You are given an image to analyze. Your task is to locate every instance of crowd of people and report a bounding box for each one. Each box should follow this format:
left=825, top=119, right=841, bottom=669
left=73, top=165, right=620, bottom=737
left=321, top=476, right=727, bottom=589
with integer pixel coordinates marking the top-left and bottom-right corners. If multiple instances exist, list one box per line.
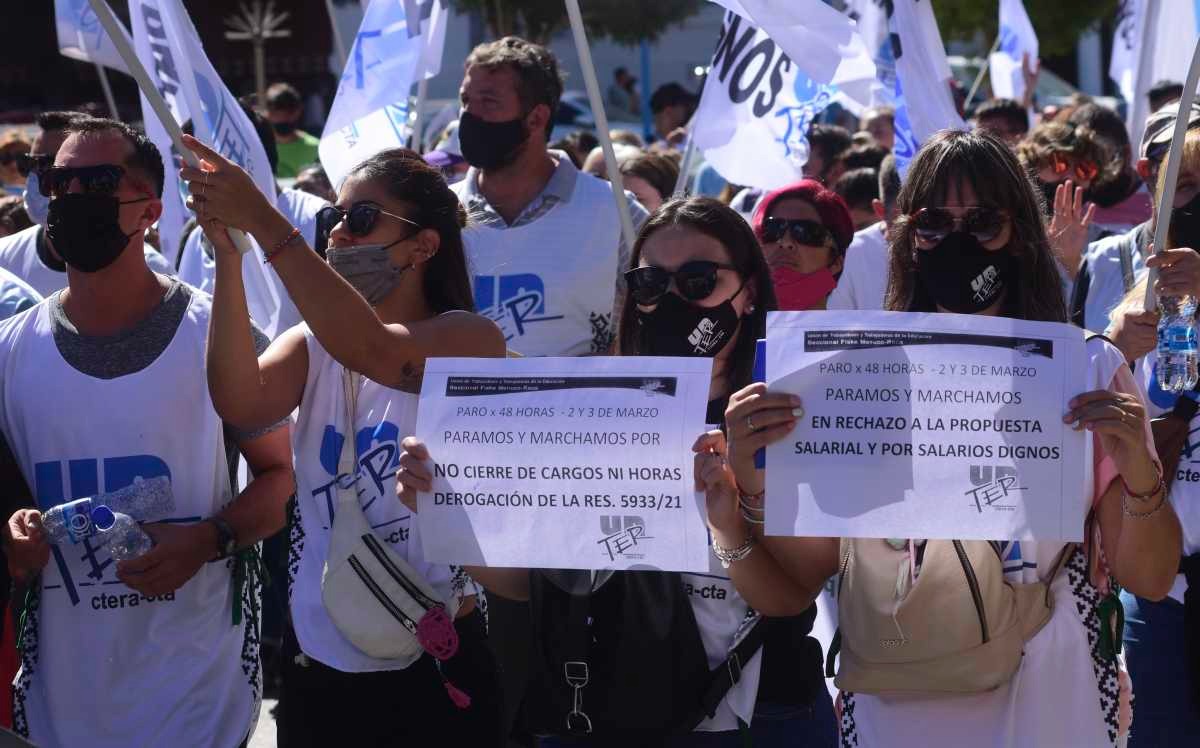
left=0, top=30, right=1195, bottom=748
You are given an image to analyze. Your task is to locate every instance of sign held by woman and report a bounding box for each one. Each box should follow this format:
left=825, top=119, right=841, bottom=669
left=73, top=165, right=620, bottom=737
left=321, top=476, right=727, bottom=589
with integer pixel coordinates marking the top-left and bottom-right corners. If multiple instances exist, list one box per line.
left=763, top=310, right=1089, bottom=542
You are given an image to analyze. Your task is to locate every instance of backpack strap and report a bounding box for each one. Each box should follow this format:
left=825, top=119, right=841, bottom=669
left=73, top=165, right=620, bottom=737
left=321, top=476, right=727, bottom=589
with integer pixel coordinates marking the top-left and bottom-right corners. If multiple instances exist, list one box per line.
left=683, top=616, right=768, bottom=729
left=562, top=578, right=594, bottom=734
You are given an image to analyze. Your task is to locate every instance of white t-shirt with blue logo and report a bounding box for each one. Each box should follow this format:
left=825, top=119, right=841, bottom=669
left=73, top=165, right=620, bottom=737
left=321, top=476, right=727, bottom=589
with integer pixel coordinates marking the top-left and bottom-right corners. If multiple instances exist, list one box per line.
left=288, top=326, right=468, bottom=672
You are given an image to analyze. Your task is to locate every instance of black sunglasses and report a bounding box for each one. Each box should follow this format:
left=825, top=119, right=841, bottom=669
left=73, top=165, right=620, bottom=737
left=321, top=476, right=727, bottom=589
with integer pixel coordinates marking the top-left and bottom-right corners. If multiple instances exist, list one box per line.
left=16, top=153, right=52, bottom=178
left=39, top=164, right=127, bottom=198
left=624, top=260, right=738, bottom=306
left=761, top=217, right=831, bottom=247
left=910, top=207, right=1007, bottom=245
left=316, top=202, right=420, bottom=240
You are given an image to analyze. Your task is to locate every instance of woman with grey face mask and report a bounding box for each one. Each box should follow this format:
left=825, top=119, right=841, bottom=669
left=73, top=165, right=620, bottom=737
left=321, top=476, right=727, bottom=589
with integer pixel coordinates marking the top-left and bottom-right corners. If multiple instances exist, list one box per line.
left=180, top=136, right=510, bottom=746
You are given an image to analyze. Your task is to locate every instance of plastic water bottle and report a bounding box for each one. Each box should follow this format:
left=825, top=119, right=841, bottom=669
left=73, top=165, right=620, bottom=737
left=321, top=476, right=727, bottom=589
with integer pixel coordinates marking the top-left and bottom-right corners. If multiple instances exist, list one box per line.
left=1158, top=294, right=1200, bottom=393
left=41, top=476, right=174, bottom=545
left=91, top=507, right=153, bottom=562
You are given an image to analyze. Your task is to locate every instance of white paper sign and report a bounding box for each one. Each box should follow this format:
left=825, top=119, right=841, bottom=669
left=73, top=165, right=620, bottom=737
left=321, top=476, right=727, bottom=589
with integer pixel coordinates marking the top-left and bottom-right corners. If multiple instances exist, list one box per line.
left=416, top=357, right=713, bottom=572
left=764, top=311, right=1089, bottom=542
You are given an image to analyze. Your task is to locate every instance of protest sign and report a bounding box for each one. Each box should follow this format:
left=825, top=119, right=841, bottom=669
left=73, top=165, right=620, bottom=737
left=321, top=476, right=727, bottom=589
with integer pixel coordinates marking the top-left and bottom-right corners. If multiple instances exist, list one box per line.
left=763, top=311, right=1089, bottom=542
left=415, top=356, right=712, bottom=572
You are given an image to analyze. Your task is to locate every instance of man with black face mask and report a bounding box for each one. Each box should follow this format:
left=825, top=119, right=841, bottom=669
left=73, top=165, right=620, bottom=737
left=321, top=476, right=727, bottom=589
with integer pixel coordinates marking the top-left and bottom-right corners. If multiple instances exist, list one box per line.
left=451, top=36, right=648, bottom=358
left=450, top=36, right=649, bottom=738
left=0, top=118, right=295, bottom=748
left=266, top=81, right=321, bottom=179
left=0, top=111, right=172, bottom=297
left=1084, top=101, right=1200, bottom=341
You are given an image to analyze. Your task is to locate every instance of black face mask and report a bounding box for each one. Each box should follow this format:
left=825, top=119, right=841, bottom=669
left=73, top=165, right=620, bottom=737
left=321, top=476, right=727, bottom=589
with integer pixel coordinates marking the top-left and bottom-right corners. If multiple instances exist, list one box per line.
left=1170, top=193, right=1200, bottom=248
left=916, top=231, right=1014, bottom=314
left=272, top=121, right=297, bottom=136
left=458, top=110, right=528, bottom=171
left=635, top=287, right=744, bottom=357
left=46, top=193, right=141, bottom=273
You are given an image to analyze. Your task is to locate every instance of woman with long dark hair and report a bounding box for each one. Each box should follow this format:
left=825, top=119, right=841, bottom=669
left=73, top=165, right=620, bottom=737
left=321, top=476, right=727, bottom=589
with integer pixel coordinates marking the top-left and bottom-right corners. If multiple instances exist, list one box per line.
left=724, top=130, right=1180, bottom=746
left=179, top=138, right=505, bottom=745
left=400, top=197, right=836, bottom=745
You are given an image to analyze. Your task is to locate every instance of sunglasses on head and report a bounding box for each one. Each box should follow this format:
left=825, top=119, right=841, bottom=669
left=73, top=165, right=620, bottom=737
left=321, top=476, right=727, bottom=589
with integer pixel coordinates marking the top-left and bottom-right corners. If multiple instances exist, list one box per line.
left=316, top=202, right=421, bottom=241
left=39, top=164, right=129, bottom=198
left=624, top=260, right=738, bottom=306
left=1050, top=153, right=1099, bottom=182
left=910, top=207, right=1007, bottom=245
left=761, top=217, right=832, bottom=247
left=16, top=153, right=52, bottom=178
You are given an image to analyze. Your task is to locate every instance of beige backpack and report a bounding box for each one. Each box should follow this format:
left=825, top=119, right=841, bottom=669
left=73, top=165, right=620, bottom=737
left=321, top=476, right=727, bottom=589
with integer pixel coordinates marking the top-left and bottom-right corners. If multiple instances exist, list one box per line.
left=832, top=538, right=1071, bottom=694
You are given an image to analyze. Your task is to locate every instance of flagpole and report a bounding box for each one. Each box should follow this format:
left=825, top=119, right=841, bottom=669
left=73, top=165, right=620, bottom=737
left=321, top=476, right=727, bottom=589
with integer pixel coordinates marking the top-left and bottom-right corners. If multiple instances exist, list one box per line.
left=965, top=34, right=1003, bottom=110
left=1142, top=36, right=1200, bottom=311
left=325, top=0, right=349, bottom=70
left=94, top=61, right=120, bottom=119
left=672, top=121, right=696, bottom=198
left=411, top=77, right=429, bottom=151
left=86, top=0, right=253, bottom=256
left=563, top=0, right=637, bottom=254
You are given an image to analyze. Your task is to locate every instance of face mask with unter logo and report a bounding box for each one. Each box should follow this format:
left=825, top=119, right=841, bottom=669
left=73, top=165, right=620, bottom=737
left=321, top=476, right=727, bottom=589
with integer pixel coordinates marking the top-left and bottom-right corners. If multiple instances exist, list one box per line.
left=915, top=231, right=1014, bottom=314
left=634, top=287, right=744, bottom=357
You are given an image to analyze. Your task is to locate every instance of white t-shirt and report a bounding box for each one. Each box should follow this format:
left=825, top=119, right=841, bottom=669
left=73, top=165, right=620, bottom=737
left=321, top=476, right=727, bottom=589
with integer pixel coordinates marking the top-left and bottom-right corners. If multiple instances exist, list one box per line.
left=288, top=327, right=469, bottom=672
left=0, top=292, right=256, bottom=748
left=681, top=555, right=763, bottom=731
left=841, top=337, right=1130, bottom=747
left=0, top=225, right=173, bottom=297
left=827, top=222, right=888, bottom=311
left=178, top=188, right=327, bottom=337
left=1134, top=355, right=1200, bottom=603
left=453, top=164, right=623, bottom=357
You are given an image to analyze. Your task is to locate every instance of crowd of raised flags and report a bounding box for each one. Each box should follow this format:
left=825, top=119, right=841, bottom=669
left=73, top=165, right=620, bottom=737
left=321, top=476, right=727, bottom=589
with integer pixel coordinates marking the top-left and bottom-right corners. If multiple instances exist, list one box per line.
left=2, top=0, right=1199, bottom=746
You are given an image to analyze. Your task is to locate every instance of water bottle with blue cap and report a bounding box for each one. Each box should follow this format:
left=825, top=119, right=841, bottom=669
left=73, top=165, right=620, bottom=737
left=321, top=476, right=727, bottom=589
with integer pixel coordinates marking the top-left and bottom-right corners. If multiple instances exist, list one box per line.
left=91, top=507, right=153, bottom=562
left=40, top=476, right=174, bottom=545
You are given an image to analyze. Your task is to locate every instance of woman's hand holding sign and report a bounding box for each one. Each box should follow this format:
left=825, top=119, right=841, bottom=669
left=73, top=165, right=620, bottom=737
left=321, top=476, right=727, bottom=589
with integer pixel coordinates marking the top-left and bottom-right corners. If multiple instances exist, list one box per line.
left=724, top=383, right=804, bottom=496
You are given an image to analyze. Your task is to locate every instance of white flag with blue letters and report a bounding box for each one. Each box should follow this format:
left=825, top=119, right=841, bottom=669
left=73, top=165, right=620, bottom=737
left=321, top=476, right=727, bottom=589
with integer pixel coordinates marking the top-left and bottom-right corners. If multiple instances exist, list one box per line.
left=987, top=0, right=1038, bottom=101
left=128, top=0, right=283, bottom=337
left=692, top=1, right=875, bottom=190
left=888, top=0, right=965, bottom=175
left=56, top=0, right=131, bottom=73
left=319, top=0, right=448, bottom=188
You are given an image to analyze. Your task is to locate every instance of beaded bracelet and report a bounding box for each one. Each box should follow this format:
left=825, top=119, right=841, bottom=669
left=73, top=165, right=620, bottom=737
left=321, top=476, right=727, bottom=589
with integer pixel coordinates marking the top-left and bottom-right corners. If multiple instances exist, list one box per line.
left=712, top=534, right=756, bottom=568
left=1122, top=489, right=1166, bottom=519
left=263, top=226, right=301, bottom=265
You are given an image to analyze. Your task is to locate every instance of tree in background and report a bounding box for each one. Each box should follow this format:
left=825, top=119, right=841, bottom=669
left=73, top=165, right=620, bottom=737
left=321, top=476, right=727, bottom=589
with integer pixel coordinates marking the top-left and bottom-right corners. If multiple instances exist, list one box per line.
left=931, top=0, right=1119, bottom=57
left=450, top=0, right=703, bottom=46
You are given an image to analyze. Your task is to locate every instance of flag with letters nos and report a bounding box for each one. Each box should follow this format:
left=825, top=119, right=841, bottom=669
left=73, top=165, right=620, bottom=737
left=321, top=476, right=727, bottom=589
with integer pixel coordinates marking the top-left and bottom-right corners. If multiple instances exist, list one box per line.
left=56, top=0, right=132, bottom=73
left=692, top=1, right=875, bottom=190
left=319, top=0, right=449, bottom=188
left=127, top=0, right=283, bottom=337
left=987, top=0, right=1038, bottom=101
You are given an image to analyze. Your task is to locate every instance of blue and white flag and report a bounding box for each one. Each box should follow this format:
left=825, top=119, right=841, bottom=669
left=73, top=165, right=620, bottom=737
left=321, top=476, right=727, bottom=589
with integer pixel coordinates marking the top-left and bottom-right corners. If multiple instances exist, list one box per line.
left=844, top=0, right=895, bottom=106
left=56, top=0, right=131, bottom=73
left=692, top=2, right=875, bottom=190
left=1111, top=0, right=1200, bottom=149
left=319, top=0, right=448, bottom=188
left=127, top=0, right=283, bottom=337
left=888, top=0, right=965, bottom=175
left=988, top=0, right=1038, bottom=101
